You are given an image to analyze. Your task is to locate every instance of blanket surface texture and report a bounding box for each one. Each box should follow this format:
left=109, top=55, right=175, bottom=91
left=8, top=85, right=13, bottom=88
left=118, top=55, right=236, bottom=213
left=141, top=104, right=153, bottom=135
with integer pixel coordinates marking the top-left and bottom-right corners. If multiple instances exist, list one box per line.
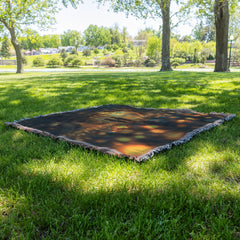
left=5, top=104, right=235, bottom=162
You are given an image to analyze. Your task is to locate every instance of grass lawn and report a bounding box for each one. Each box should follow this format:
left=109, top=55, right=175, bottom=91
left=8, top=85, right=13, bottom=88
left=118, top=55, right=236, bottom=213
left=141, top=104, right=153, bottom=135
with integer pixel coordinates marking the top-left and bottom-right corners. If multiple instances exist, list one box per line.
left=0, top=71, right=239, bottom=239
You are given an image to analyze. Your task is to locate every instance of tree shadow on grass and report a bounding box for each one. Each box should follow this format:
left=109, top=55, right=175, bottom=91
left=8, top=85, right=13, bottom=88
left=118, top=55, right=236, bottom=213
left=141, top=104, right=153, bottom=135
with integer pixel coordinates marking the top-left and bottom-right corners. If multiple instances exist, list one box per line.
left=0, top=137, right=240, bottom=239
left=0, top=71, right=213, bottom=120
left=1, top=125, right=239, bottom=239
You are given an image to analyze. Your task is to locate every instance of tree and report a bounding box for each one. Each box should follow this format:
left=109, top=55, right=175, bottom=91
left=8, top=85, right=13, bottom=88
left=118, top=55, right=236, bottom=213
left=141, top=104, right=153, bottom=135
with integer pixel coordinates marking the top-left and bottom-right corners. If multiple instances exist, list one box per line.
left=109, top=24, right=121, bottom=45
left=121, top=27, right=129, bottom=44
left=20, top=29, right=42, bottom=51
left=96, top=0, right=177, bottom=71
left=0, top=0, right=60, bottom=73
left=40, top=34, right=61, bottom=48
left=61, top=30, right=83, bottom=49
left=134, top=28, right=154, bottom=44
left=60, top=49, right=68, bottom=60
left=193, top=21, right=215, bottom=42
left=188, top=0, right=239, bottom=72
left=214, top=0, right=229, bottom=71
left=84, top=25, right=111, bottom=47
left=1, top=36, right=11, bottom=59
left=0, top=0, right=82, bottom=73
left=146, top=36, right=162, bottom=63
left=180, top=35, right=193, bottom=42
left=159, top=0, right=172, bottom=71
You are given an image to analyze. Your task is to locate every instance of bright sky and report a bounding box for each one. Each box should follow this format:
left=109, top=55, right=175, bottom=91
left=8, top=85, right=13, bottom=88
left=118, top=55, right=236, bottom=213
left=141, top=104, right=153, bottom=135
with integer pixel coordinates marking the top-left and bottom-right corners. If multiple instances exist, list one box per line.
left=41, top=1, right=195, bottom=37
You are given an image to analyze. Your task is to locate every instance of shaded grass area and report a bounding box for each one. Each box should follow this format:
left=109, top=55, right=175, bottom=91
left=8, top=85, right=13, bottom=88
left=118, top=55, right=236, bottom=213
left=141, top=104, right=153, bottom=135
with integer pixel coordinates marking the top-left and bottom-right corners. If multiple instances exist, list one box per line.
left=0, top=71, right=239, bottom=239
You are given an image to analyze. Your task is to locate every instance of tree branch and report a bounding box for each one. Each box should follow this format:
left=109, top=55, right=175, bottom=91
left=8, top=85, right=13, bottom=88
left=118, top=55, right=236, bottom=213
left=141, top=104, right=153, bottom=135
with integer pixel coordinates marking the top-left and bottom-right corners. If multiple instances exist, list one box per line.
left=0, top=17, right=11, bottom=30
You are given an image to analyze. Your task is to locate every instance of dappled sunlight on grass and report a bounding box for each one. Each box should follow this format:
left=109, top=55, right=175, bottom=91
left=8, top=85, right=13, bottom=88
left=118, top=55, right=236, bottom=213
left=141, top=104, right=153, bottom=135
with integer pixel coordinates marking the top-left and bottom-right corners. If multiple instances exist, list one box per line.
left=0, top=71, right=239, bottom=239
left=0, top=189, right=30, bottom=238
left=0, top=193, right=12, bottom=222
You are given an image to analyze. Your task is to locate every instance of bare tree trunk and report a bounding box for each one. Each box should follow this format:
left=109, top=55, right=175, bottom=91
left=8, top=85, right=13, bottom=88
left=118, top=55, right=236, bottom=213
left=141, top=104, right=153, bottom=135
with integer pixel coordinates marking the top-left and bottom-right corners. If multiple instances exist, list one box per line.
left=160, top=0, right=172, bottom=71
left=9, top=27, right=24, bottom=73
left=214, top=0, right=229, bottom=72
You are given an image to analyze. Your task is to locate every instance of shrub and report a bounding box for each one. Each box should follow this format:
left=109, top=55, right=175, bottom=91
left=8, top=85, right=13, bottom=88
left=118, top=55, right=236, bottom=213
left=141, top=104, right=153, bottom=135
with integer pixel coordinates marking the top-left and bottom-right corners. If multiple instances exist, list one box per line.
left=33, top=56, right=45, bottom=67
left=71, top=57, right=83, bottom=67
left=126, top=60, right=134, bottom=67
left=144, top=58, right=156, bottom=67
left=102, top=57, right=116, bottom=67
left=47, top=57, right=62, bottom=68
left=129, top=43, right=134, bottom=50
left=123, top=53, right=130, bottom=67
left=103, top=49, right=108, bottom=55
left=173, top=50, right=187, bottom=59
left=64, top=56, right=83, bottom=67
left=82, top=49, right=91, bottom=57
left=60, top=49, right=68, bottom=60
left=171, top=62, right=180, bottom=68
left=232, top=48, right=240, bottom=62
left=120, top=43, right=126, bottom=48
left=200, top=56, right=207, bottom=64
left=114, top=49, right=124, bottom=55
left=94, top=58, right=101, bottom=66
left=193, top=49, right=199, bottom=63
left=122, top=47, right=128, bottom=53
left=64, top=56, right=75, bottom=66
left=133, top=58, right=143, bottom=67
left=22, top=56, right=28, bottom=65
left=70, top=48, right=78, bottom=55
left=94, top=48, right=99, bottom=54
left=170, top=58, right=185, bottom=65
left=106, top=45, right=112, bottom=51
left=112, top=44, right=119, bottom=51
left=208, top=54, right=215, bottom=60
left=112, top=55, right=123, bottom=67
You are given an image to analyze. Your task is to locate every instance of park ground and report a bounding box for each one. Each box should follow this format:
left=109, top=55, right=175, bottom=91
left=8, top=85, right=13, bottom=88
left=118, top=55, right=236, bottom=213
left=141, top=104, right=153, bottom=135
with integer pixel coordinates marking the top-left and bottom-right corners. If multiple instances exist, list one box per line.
left=0, top=71, right=240, bottom=239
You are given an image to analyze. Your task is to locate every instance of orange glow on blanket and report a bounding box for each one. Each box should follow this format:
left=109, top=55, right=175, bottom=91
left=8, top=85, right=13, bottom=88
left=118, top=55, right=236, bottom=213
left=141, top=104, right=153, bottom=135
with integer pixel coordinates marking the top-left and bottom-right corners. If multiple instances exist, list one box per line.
left=121, top=144, right=153, bottom=156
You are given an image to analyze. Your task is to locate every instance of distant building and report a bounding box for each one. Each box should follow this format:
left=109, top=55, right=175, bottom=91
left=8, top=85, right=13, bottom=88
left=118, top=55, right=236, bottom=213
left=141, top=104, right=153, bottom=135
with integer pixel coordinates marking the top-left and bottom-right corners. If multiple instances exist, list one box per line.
left=24, top=50, right=41, bottom=55
left=58, top=46, right=75, bottom=53
left=132, top=40, right=147, bottom=47
left=78, top=45, right=89, bottom=52
left=39, top=48, right=58, bottom=54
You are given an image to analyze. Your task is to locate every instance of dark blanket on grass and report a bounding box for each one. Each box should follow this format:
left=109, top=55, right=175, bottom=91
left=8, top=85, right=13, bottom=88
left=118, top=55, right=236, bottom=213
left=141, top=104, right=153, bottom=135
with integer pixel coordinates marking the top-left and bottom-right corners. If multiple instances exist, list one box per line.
left=5, top=104, right=235, bottom=162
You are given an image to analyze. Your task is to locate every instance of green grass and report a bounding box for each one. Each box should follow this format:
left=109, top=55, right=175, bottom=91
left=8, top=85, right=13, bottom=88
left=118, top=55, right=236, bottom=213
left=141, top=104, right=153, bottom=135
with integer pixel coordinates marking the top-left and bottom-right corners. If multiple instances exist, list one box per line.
left=0, top=65, right=17, bottom=69
left=0, top=71, right=239, bottom=239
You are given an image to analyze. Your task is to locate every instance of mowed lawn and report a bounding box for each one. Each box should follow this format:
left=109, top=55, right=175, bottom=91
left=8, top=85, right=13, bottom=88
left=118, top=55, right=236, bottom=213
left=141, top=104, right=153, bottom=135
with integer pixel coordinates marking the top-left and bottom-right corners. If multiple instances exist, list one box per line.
left=0, top=71, right=239, bottom=239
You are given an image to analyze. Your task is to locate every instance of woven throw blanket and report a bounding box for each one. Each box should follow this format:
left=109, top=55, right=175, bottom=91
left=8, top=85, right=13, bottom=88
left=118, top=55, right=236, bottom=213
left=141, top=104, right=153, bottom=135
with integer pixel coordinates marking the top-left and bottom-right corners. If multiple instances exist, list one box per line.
left=5, top=104, right=235, bottom=162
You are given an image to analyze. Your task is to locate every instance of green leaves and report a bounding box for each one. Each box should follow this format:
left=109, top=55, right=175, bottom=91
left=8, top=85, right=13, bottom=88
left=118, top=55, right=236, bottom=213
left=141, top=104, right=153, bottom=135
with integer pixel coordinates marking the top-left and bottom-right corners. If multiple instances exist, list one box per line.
left=84, top=25, right=111, bottom=47
left=62, top=0, right=83, bottom=8
left=0, top=0, right=60, bottom=31
left=61, top=30, right=83, bottom=48
left=0, top=36, right=11, bottom=58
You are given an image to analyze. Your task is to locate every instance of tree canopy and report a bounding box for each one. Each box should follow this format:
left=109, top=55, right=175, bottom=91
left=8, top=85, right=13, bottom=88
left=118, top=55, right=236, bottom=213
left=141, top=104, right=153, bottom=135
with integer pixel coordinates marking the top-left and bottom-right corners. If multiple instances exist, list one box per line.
left=61, top=30, right=83, bottom=49
left=0, top=0, right=82, bottom=73
left=0, top=0, right=59, bottom=30
left=84, top=25, right=111, bottom=47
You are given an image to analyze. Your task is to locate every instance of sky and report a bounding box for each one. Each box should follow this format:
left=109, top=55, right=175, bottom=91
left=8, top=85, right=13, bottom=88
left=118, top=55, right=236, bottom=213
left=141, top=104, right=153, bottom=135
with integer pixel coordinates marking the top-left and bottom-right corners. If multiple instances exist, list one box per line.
left=40, top=1, right=195, bottom=37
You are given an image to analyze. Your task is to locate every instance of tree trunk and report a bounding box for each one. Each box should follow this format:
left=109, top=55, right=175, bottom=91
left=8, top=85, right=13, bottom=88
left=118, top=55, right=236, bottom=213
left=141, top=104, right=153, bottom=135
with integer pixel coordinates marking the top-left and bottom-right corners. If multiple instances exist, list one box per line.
left=9, top=27, right=24, bottom=73
left=160, top=0, right=172, bottom=71
left=214, top=0, right=229, bottom=72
